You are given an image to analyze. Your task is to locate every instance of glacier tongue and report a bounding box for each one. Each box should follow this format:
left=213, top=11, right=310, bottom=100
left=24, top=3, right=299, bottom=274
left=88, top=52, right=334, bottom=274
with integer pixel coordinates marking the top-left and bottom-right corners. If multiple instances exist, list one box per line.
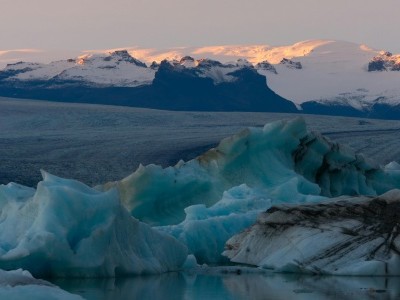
left=0, top=171, right=187, bottom=277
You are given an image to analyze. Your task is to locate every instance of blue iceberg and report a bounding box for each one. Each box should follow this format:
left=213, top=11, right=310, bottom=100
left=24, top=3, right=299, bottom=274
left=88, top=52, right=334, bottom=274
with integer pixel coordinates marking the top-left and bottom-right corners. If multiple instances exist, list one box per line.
left=0, top=172, right=187, bottom=277
left=100, top=118, right=400, bottom=264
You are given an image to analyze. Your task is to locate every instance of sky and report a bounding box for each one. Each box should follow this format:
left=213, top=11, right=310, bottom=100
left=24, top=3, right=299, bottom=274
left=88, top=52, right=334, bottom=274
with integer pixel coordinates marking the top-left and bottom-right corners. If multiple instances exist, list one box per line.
left=1, top=0, right=399, bottom=53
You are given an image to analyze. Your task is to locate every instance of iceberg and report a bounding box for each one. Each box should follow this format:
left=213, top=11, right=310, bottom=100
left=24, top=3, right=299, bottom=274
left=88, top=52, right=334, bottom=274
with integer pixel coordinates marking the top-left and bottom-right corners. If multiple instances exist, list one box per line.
left=100, top=118, right=400, bottom=263
left=159, top=184, right=271, bottom=263
left=102, top=118, right=400, bottom=226
left=0, top=268, right=82, bottom=299
left=0, top=172, right=187, bottom=277
left=224, top=190, right=400, bottom=276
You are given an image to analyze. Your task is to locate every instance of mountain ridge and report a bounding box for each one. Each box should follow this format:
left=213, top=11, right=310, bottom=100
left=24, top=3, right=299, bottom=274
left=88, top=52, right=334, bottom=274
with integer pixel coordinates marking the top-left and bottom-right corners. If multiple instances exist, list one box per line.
left=1, top=40, right=400, bottom=119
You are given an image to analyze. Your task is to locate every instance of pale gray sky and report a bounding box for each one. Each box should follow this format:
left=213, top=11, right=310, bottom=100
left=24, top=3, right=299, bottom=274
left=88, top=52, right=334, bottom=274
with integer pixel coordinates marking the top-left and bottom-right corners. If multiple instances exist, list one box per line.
left=1, top=0, right=399, bottom=52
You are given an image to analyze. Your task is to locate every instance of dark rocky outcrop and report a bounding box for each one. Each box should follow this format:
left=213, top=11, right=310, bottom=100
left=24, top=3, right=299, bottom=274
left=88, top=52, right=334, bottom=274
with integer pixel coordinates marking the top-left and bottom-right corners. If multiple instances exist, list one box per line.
left=280, top=58, right=302, bottom=69
left=368, top=52, right=400, bottom=72
left=256, top=61, right=278, bottom=74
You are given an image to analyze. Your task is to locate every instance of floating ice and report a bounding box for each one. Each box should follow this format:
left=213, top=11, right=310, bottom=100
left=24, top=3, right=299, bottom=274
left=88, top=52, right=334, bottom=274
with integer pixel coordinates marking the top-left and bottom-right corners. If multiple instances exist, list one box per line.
left=102, top=118, right=400, bottom=227
left=160, top=184, right=271, bottom=263
left=98, top=118, right=400, bottom=263
left=224, top=190, right=400, bottom=276
left=0, top=268, right=82, bottom=299
left=0, top=172, right=187, bottom=277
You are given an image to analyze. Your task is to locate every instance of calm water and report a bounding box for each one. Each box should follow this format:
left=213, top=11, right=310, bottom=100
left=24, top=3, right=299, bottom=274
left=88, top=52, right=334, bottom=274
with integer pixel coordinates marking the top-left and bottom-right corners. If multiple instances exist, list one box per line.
left=52, top=272, right=400, bottom=300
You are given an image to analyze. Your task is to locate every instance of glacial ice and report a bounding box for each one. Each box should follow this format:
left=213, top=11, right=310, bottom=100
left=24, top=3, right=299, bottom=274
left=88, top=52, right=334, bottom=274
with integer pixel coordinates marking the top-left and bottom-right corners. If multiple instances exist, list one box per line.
left=100, top=118, right=400, bottom=264
left=0, top=268, right=82, bottom=299
left=2, top=117, right=400, bottom=277
left=103, top=118, right=400, bottom=226
left=159, top=184, right=272, bottom=263
left=224, top=190, right=400, bottom=276
left=0, top=172, right=187, bottom=277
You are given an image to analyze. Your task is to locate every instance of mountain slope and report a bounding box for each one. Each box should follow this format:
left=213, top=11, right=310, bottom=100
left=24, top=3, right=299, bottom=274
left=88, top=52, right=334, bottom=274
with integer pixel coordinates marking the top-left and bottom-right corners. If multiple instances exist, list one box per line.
left=1, top=40, right=400, bottom=118
left=0, top=53, right=296, bottom=112
left=256, top=41, right=400, bottom=118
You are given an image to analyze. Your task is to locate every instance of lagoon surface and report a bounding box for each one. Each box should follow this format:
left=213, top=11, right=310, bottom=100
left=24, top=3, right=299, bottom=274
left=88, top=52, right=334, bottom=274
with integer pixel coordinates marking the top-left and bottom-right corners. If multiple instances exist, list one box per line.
left=52, top=271, right=400, bottom=300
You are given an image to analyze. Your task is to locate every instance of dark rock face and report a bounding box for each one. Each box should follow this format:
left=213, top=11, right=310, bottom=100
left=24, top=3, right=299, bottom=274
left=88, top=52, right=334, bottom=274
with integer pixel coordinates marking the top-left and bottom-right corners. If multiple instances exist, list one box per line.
left=110, top=50, right=147, bottom=67
left=0, top=68, right=35, bottom=81
left=179, top=56, right=195, bottom=63
left=224, top=190, right=400, bottom=275
left=368, top=59, right=386, bottom=71
left=368, top=52, right=400, bottom=72
left=147, top=61, right=298, bottom=112
left=0, top=60, right=298, bottom=113
left=0, top=62, right=42, bottom=80
left=368, top=102, right=400, bottom=119
left=196, top=58, right=227, bottom=69
left=256, top=61, right=278, bottom=74
left=150, top=61, right=160, bottom=70
left=280, top=58, right=302, bottom=69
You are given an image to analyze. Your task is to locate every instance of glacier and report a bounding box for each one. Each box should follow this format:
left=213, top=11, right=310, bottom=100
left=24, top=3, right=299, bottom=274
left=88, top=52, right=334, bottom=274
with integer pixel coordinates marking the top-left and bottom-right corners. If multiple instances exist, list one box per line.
left=1, top=117, right=400, bottom=276
left=0, top=172, right=187, bottom=277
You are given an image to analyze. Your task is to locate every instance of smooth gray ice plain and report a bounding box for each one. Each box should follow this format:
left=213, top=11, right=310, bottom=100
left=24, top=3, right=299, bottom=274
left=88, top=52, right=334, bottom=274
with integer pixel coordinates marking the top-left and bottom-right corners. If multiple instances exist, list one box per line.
left=1, top=96, right=400, bottom=187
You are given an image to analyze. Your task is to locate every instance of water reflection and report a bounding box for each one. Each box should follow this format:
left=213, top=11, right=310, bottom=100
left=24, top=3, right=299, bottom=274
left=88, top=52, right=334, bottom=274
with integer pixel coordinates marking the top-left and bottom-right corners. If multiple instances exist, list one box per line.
left=224, top=274, right=400, bottom=300
left=53, top=272, right=400, bottom=300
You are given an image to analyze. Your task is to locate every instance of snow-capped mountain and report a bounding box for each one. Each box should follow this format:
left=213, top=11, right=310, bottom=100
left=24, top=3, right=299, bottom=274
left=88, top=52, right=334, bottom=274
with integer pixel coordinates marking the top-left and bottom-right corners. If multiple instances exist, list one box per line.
left=256, top=40, right=400, bottom=118
left=0, top=50, right=296, bottom=112
left=0, top=50, right=264, bottom=87
left=2, top=50, right=155, bottom=87
left=127, top=40, right=400, bottom=118
left=1, top=40, right=400, bottom=118
left=368, top=51, right=400, bottom=71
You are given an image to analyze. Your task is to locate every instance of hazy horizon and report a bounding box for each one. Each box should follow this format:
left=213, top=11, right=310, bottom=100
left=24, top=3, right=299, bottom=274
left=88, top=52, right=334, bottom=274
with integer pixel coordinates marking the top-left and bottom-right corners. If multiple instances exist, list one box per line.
left=1, top=0, right=399, bottom=53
